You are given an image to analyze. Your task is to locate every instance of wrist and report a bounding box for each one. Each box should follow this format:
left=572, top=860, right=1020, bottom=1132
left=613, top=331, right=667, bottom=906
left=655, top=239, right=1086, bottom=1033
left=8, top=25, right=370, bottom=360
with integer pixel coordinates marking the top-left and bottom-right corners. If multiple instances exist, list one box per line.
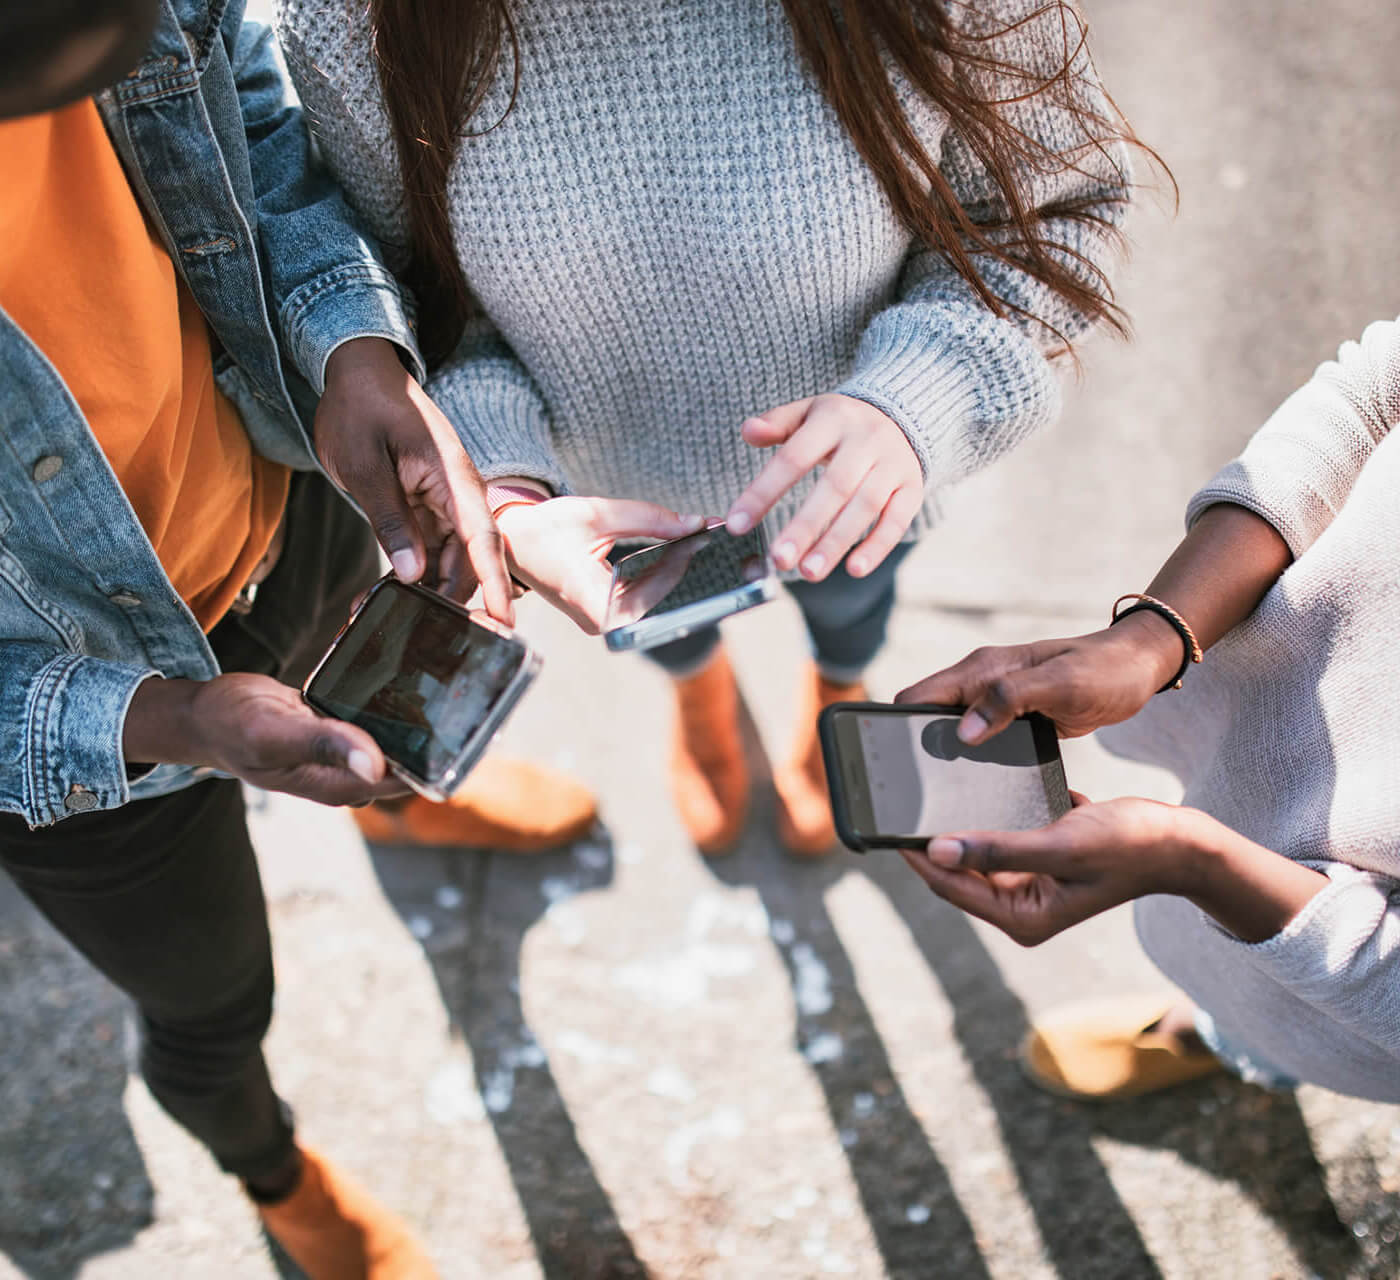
left=1111, top=609, right=1188, bottom=693
left=323, top=336, right=410, bottom=394
left=122, top=678, right=208, bottom=767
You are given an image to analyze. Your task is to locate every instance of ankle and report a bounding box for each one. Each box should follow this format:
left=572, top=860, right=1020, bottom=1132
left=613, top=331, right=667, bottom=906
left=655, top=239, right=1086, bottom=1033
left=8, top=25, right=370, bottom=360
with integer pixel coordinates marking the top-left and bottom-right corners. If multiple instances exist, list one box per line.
left=245, top=1148, right=304, bottom=1205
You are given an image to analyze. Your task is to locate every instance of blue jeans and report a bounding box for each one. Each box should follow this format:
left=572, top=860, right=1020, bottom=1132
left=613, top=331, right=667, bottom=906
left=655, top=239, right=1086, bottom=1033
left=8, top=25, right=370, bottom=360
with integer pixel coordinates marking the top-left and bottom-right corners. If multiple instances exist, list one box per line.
left=646, top=543, right=913, bottom=680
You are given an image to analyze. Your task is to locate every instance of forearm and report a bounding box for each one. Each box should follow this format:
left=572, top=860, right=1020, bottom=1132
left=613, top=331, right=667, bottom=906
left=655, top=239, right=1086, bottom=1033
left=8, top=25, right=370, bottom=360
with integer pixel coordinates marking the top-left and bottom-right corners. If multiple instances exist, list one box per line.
left=1176, top=808, right=1327, bottom=944
left=1141, top=502, right=1293, bottom=654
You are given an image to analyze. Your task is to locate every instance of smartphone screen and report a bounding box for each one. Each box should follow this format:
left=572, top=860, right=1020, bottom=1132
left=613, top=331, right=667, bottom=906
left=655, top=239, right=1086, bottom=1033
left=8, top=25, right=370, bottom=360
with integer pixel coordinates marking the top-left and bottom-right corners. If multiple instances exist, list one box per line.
left=304, top=580, right=530, bottom=785
left=605, top=524, right=772, bottom=637
left=825, top=705, right=1070, bottom=845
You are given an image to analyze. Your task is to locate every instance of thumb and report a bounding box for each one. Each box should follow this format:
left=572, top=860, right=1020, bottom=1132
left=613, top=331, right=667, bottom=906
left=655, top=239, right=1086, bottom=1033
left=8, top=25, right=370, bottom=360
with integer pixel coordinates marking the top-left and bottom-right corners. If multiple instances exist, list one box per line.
left=591, top=499, right=707, bottom=542
left=741, top=398, right=814, bottom=447
left=959, top=663, right=1070, bottom=746
left=289, top=713, right=386, bottom=785
left=926, top=827, right=1067, bottom=877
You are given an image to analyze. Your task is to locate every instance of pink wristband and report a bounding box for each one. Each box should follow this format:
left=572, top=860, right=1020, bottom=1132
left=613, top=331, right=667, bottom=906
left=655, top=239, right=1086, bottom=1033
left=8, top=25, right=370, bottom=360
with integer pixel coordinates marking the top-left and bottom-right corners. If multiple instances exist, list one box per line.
left=487, top=480, right=552, bottom=516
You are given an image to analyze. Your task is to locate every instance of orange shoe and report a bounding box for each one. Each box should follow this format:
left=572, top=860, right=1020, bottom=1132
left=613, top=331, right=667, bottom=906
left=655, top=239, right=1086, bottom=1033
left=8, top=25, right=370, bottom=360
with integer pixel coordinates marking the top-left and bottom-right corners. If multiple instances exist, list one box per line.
left=253, top=1146, right=438, bottom=1279
left=353, top=757, right=597, bottom=853
left=671, top=650, right=750, bottom=856
left=1020, top=996, right=1224, bottom=1100
left=773, top=665, right=863, bottom=857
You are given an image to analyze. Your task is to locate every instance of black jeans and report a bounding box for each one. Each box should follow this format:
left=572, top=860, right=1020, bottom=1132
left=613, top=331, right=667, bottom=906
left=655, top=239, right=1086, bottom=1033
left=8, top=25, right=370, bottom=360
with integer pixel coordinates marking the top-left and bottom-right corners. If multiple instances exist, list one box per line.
left=0, top=473, right=379, bottom=1181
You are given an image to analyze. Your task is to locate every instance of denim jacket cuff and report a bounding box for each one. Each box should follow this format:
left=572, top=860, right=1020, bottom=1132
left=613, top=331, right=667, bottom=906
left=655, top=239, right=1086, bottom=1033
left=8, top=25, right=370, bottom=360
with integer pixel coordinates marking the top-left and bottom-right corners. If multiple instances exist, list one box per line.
left=24, top=655, right=160, bottom=828
left=280, top=263, right=426, bottom=394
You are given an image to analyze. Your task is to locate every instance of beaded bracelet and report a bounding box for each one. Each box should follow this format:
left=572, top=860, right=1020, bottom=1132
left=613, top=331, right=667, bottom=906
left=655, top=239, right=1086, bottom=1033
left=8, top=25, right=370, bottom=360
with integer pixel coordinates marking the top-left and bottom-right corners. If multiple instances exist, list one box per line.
left=1109, top=593, right=1203, bottom=693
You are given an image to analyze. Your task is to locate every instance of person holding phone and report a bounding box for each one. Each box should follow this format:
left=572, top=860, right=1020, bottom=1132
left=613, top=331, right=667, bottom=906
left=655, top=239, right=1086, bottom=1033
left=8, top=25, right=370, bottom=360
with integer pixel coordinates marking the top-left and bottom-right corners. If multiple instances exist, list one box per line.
left=0, top=2, right=569, bottom=1272
left=275, top=0, right=1141, bottom=856
left=895, top=317, right=1400, bottom=1103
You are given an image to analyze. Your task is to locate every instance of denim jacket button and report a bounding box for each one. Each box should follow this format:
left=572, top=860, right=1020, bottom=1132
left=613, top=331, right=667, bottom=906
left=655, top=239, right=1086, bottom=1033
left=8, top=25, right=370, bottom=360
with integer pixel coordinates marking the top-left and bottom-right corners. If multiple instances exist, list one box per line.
left=32, top=455, right=63, bottom=483
left=64, top=785, right=98, bottom=813
left=109, top=591, right=143, bottom=608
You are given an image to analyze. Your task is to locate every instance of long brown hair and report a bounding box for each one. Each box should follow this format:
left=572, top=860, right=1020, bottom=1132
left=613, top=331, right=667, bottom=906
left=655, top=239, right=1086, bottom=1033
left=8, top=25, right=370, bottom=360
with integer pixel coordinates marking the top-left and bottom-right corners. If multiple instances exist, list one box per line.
left=370, top=0, right=1142, bottom=368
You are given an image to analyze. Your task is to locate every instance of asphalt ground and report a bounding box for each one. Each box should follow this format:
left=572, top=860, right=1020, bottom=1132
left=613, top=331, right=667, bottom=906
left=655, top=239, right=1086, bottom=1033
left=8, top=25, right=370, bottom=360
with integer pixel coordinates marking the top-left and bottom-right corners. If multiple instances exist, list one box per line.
left=3, top=1, right=1399, bottom=1276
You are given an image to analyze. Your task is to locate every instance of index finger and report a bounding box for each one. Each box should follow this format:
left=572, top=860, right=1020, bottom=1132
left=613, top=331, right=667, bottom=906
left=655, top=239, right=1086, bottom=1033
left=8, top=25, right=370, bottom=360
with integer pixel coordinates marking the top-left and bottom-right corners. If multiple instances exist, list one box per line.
left=436, top=454, right=516, bottom=624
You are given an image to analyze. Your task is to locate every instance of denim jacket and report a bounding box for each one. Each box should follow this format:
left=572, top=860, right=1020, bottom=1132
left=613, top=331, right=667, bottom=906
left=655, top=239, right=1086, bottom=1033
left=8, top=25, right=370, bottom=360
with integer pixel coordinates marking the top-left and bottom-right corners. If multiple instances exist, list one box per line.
left=0, top=0, right=423, bottom=827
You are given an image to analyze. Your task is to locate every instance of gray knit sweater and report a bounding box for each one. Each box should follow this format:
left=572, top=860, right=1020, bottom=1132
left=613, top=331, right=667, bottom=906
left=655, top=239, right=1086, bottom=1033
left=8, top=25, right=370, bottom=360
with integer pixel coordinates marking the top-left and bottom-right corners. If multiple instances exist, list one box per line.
left=276, top=0, right=1130, bottom=528
left=1100, top=317, right=1400, bottom=1102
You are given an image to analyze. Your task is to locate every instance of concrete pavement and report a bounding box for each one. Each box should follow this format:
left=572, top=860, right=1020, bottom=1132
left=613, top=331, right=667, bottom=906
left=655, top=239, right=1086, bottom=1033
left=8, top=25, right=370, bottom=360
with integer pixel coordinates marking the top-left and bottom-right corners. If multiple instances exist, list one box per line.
left=3, top=0, right=1400, bottom=1276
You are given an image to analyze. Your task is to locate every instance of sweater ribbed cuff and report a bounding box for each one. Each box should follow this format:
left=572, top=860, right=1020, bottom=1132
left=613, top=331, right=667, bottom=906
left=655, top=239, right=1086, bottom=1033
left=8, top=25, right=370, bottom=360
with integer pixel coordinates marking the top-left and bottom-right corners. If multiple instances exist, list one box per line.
left=835, top=318, right=983, bottom=483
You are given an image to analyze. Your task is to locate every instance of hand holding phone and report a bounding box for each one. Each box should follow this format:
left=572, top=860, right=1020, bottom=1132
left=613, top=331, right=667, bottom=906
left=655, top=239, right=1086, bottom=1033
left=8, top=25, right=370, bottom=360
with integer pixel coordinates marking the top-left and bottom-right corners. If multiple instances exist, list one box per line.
left=302, top=575, right=541, bottom=800
left=604, top=522, right=779, bottom=652
left=496, top=497, right=704, bottom=633
left=819, top=702, right=1071, bottom=852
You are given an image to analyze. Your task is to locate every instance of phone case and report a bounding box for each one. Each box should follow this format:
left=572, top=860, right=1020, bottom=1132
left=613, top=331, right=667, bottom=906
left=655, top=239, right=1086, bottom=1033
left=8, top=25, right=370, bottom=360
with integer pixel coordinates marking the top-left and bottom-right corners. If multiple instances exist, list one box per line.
left=818, top=701, right=1066, bottom=853
left=604, top=575, right=779, bottom=652
left=302, top=576, right=542, bottom=802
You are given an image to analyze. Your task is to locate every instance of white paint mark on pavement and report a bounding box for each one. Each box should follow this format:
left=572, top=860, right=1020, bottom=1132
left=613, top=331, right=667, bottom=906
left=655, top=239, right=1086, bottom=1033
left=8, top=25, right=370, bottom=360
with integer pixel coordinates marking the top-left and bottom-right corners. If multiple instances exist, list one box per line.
left=434, top=885, right=463, bottom=910
left=791, top=942, right=832, bottom=1015
left=647, top=1065, right=697, bottom=1103
left=906, top=1204, right=932, bottom=1225
left=425, top=1061, right=487, bottom=1125
left=664, top=1106, right=745, bottom=1191
left=613, top=943, right=756, bottom=1008
left=555, top=1029, right=637, bottom=1066
left=803, top=1032, right=844, bottom=1064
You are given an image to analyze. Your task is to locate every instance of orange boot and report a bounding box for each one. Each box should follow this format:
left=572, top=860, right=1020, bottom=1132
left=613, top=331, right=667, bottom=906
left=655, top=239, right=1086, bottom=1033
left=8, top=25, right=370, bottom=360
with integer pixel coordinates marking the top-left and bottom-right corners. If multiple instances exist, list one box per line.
left=253, top=1146, right=438, bottom=1279
left=670, top=650, right=750, bottom=855
left=353, top=757, right=597, bottom=853
left=773, top=665, right=864, bottom=857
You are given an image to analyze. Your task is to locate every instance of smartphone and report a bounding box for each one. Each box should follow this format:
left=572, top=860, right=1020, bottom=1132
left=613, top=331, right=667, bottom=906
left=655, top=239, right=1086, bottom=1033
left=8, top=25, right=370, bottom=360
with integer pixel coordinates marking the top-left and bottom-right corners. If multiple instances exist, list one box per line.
left=302, top=575, right=541, bottom=801
left=818, top=702, right=1071, bottom=852
left=603, top=521, right=779, bottom=652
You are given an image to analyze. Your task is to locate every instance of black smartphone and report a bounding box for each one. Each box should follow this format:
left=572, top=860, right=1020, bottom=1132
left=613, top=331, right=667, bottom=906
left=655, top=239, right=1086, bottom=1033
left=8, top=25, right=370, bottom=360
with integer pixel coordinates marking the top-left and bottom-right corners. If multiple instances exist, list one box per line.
left=604, top=522, right=779, bottom=652
left=818, top=702, right=1071, bottom=852
left=302, top=575, right=541, bottom=800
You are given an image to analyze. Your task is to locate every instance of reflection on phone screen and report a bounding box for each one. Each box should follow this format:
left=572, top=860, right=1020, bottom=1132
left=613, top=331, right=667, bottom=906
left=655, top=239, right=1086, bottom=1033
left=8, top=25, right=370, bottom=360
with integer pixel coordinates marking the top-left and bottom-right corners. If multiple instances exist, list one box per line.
left=607, top=524, right=770, bottom=630
left=307, top=584, right=526, bottom=782
left=853, top=711, right=1068, bottom=839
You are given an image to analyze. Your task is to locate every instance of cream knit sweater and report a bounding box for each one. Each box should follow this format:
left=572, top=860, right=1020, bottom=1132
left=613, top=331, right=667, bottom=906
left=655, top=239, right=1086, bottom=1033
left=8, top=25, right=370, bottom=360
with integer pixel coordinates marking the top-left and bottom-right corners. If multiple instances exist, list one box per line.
left=275, top=0, right=1130, bottom=529
left=1100, top=317, right=1400, bottom=1101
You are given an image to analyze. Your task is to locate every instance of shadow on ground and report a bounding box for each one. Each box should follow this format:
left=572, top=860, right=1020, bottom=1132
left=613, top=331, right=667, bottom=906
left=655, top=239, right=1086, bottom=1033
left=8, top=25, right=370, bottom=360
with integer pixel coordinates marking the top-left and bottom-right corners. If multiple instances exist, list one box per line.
left=368, top=831, right=646, bottom=1280
left=0, top=879, right=153, bottom=1280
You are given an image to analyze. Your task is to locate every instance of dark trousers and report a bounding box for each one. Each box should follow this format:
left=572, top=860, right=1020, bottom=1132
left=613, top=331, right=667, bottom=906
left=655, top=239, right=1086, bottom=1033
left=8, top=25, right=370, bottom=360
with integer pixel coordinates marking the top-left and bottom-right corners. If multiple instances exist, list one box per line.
left=646, top=542, right=913, bottom=679
left=0, top=473, right=379, bottom=1181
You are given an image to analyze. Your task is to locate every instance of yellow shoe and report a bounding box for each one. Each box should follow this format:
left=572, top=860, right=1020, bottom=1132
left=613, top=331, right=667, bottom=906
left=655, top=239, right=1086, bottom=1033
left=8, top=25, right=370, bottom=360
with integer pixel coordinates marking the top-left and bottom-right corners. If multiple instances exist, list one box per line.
left=671, top=650, right=750, bottom=856
left=254, top=1146, right=438, bottom=1280
left=772, top=666, right=862, bottom=858
left=354, top=758, right=597, bottom=853
left=1020, top=996, right=1224, bottom=1101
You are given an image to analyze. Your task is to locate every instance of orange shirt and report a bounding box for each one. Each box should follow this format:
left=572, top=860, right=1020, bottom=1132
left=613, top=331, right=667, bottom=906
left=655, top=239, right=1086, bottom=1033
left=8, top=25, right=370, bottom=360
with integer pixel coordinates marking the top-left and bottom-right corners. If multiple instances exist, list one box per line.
left=0, top=99, right=289, bottom=631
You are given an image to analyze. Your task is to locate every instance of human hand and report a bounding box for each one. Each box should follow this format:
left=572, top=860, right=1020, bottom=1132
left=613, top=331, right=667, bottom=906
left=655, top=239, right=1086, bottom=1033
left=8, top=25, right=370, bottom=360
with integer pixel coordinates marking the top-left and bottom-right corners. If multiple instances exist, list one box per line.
left=123, top=674, right=406, bottom=808
left=902, top=795, right=1328, bottom=946
left=496, top=497, right=705, bottom=633
left=900, top=795, right=1199, bottom=946
left=726, top=394, right=923, bottom=582
left=314, top=337, right=513, bottom=620
left=894, top=611, right=1187, bottom=746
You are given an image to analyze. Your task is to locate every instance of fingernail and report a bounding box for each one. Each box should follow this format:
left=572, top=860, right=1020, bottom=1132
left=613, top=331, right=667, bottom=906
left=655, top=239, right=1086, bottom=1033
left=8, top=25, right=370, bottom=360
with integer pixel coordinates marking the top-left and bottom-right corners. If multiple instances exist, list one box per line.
left=958, top=710, right=989, bottom=743
left=728, top=510, right=752, bottom=534
left=848, top=556, right=868, bottom=577
left=928, top=837, right=965, bottom=867
left=802, top=553, right=826, bottom=578
left=390, top=549, right=420, bottom=581
left=774, top=540, right=796, bottom=567
left=347, top=749, right=378, bottom=784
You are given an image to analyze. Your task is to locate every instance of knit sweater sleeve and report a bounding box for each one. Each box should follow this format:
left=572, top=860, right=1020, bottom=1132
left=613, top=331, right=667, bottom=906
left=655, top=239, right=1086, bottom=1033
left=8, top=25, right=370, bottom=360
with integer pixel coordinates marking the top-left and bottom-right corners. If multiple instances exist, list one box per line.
left=836, top=0, right=1132, bottom=486
left=1186, top=316, right=1400, bottom=557
left=426, top=321, right=569, bottom=494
